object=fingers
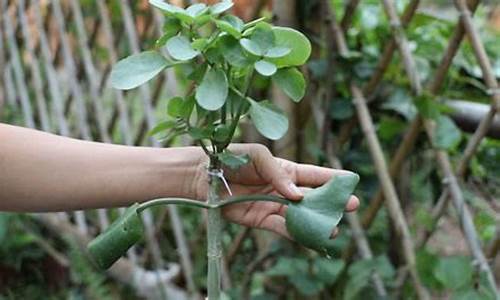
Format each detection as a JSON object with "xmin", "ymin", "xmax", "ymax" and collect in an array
[
  {"xmin": 251, "ymin": 145, "xmax": 303, "ymax": 201},
  {"xmin": 258, "ymin": 214, "xmax": 292, "ymax": 240},
  {"xmin": 346, "ymin": 196, "xmax": 360, "ymax": 212},
  {"xmin": 331, "ymin": 227, "xmax": 340, "ymax": 239},
  {"xmin": 278, "ymin": 158, "xmax": 355, "ymax": 188}
]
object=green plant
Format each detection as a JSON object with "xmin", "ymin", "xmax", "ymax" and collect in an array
[{"xmin": 87, "ymin": 1, "xmax": 359, "ymax": 299}]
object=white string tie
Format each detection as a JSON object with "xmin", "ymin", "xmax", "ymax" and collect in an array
[{"xmin": 207, "ymin": 169, "xmax": 233, "ymax": 196}]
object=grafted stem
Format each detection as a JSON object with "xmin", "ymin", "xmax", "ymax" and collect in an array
[{"xmin": 207, "ymin": 170, "xmax": 223, "ymax": 300}]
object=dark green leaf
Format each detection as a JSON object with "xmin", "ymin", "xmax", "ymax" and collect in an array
[
  {"xmin": 289, "ymin": 275, "xmax": 324, "ymax": 296},
  {"xmin": 156, "ymin": 18, "xmax": 182, "ymax": 47},
  {"xmin": 87, "ymin": 204, "xmax": 143, "ymax": 269},
  {"xmin": 286, "ymin": 173, "xmax": 359, "ymax": 255},
  {"xmin": 415, "ymin": 94, "xmax": 440, "ymax": 119},
  {"xmin": 269, "ymin": 26, "xmax": 312, "ymax": 67},
  {"xmin": 434, "ymin": 256, "xmax": 473, "ymax": 290},
  {"xmin": 266, "ymin": 257, "xmax": 309, "ymax": 276},
  {"xmin": 378, "ymin": 117, "xmax": 405, "ymax": 140},
  {"xmin": 433, "ymin": 115, "xmax": 462, "ymax": 150},
  {"xmin": 330, "ymin": 99, "xmax": 354, "ymax": 120},
  {"xmin": 210, "ymin": 0, "xmax": 234, "ymax": 15},
  {"xmin": 249, "ymin": 100, "xmax": 289, "ymax": 140},
  {"xmin": 191, "ymin": 38, "xmax": 209, "ymax": 51},
  {"xmin": 167, "ymin": 96, "xmax": 193, "ymax": 119},
  {"xmin": 313, "ymin": 258, "xmax": 345, "ymax": 285},
  {"xmin": 272, "ymin": 67, "xmax": 306, "ymax": 102},
  {"xmin": 219, "ymin": 35, "xmax": 252, "ymax": 68},
  {"xmin": 382, "ymin": 89, "xmax": 417, "ymax": 120},
  {"xmin": 213, "ymin": 124, "xmax": 231, "ymax": 143},
  {"xmin": 196, "ymin": 68, "xmax": 229, "ymax": 110},
  {"xmin": 215, "ymin": 20, "xmax": 242, "ymax": 39},
  {"xmin": 188, "ymin": 127, "xmax": 212, "ymax": 140},
  {"xmin": 111, "ymin": 51, "xmax": 168, "ymax": 90},
  {"xmin": 188, "ymin": 63, "xmax": 209, "ymax": 82},
  {"xmin": 166, "ymin": 36, "xmax": 200, "ymax": 61},
  {"xmin": 255, "ymin": 60, "xmax": 277, "ymax": 76},
  {"xmin": 204, "ymin": 46, "xmax": 224, "ymax": 65},
  {"xmin": 227, "ymin": 90, "xmax": 250, "ymax": 115},
  {"xmin": 344, "ymin": 255, "xmax": 394, "ymax": 300},
  {"xmin": 218, "ymin": 151, "xmax": 250, "ymax": 169}
]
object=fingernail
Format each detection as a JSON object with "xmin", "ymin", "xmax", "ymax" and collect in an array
[{"xmin": 289, "ymin": 183, "xmax": 303, "ymax": 198}]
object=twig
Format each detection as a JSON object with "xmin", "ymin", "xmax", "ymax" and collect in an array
[
  {"xmin": 351, "ymin": 84, "xmax": 429, "ymax": 300},
  {"xmin": 226, "ymin": 227, "xmax": 251, "ymax": 265},
  {"xmin": 340, "ymin": 0, "xmax": 360, "ymax": 32}
]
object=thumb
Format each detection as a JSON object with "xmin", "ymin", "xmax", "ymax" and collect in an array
[{"xmin": 252, "ymin": 145, "xmax": 303, "ymax": 201}]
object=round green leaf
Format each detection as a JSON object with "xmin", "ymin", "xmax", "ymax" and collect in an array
[
  {"xmin": 166, "ymin": 36, "xmax": 200, "ymax": 61},
  {"xmin": 149, "ymin": 0, "xmax": 184, "ymax": 14},
  {"xmin": 272, "ymin": 67, "xmax": 306, "ymax": 102},
  {"xmin": 219, "ymin": 35, "xmax": 252, "ymax": 68},
  {"xmin": 186, "ymin": 3, "xmax": 207, "ymax": 17},
  {"xmin": 210, "ymin": 0, "xmax": 234, "ymax": 15},
  {"xmin": 240, "ymin": 38, "xmax": 263, "ymax": 56},
  {"xmin": 286, "ymin": 173, "xmax": 360, "ymax": 256},
  {"xmin": 269, "ymin": 26, "xmax": 312, "ymax": 67},
  {"xmin": 110, "ymin": 51, "xmax": 168, "ymax": 90},
  {"xmin": 255, "ymin": 60, "xmax": 277, "ymax": 76},
  {"xmin": 195, "ymin": 68, "xmax": 229, "ymax": 111},
  {"xmin": 222, "ymin": 15, "xmax": 244, "ymax": 32},
  {"xmin": 251, "ymin": 23, "xmax": 274, "ymax": 53},
  {"xmin": 249, "ymin": 100, "xmax": 288, "ymax": 140},
  {"xmin": 265, "ymin": 46, "xmax": 292, "ymax": 58},
  {"xmin": 167, "ymin": 97, "xmax": 184, "ymax": 117}
]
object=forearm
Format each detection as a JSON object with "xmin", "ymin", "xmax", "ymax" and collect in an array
[{"xmin": 0, "ymin": 124, "xmax": 204, "ymax": 212}]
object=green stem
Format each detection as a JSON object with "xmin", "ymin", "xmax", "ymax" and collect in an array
[
  {"xmin": 136, "ymin": 195, "xmax": 289, "ymax": 212},
  {"xmin": 207, "ymin": 168, "xmax": 222, "ymax": 300}
]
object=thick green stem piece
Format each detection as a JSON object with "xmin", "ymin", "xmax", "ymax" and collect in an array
[{"xmin": 207, "ymin": 170, "xmax": 222, "ymax": 300}]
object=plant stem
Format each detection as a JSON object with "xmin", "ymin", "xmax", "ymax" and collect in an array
[
  {"xmin": 137, "ymin": 195, "xmax": 289, "ymax": 212},
  {"xmin": 207, "ymin": 166, "xmax": 222, "ymax": 300}
]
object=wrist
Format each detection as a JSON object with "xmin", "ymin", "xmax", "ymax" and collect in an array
[{"xmin": 153, "ymin": 146, "xmax": 207, "ymax": 200}]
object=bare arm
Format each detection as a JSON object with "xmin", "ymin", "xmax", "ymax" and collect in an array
[
  {"xmin": 0, "ymin": 123, "xmax": 359, "ymax": 236},
  {"xmin": 0, "ymin": 123, "xmax": 202, "ymax": 212}
]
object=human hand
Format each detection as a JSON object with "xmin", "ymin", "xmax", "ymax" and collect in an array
[{"xmin": 190, "ymin": 144, "xmax": 359, "ymax": 239}]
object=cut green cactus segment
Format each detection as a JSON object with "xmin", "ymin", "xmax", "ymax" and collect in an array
[
  {"xmin": 87, "ymin": 203, "xmax": 143, "ymax": 269},
  {"xmin": 286, "ymin": 173, "xmax": 359, "ymax": 256}
]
